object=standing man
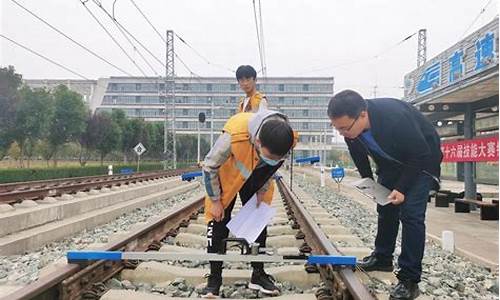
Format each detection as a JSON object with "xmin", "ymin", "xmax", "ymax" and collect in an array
[
  {"xmin": 327, "ymin": 90, "xmax": 442, "ymax": 300},
  {"xmin": 235, "ymin": 65, "xmax": 268, "ymax": 113},
  {"xmin": 200, "ymin": 107, "xmax": 297, "ymax": 298}
]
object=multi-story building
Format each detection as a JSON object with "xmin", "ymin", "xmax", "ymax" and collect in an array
[
  {"xmin": 24, "ymin": 79, "xmax": 97, "ymax": 104},
  {"xmin": 26, "ymin": 76, "xmax": 343, "ymax": 155}
]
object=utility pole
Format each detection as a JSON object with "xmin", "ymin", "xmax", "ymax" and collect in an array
[
  {"xmin": 417, "ymin": 29, "xmax": 427, "ymax": 68},
  {"xmin": 164, "ymin": 30, "xmax": 176, "ymax": 169},
  {"xmin": 160, "ymin": 75, "xmax": 168, "ymax": 170}
]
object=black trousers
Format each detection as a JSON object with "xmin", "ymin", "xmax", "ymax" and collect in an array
[{"xmin": 206, "ymin": 162, "xmax": 281, "ymax": 276}]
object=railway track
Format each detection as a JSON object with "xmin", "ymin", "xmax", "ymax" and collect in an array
[
  {"xmin": 2, "ymin": 172, "xmax": 384, "ymax": 300},
  {"xmin": 0, "ymin": 168, "xmax": 197, "ymax": 205}
]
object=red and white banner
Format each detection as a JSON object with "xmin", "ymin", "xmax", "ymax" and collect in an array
[{"xmin": 441, "ymin": 135, "xmax": 499, "ymax": 163}]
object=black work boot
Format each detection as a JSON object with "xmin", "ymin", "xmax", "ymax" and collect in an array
[
  {"xmin": 249, "ymin": 269, "xmax": 281, "ymax": 296},
  {"xmin": 357, "ymin": 253, "xmax": 393, "ymax": 272},
  {"xmin": 390, "ymin": 279, "xmax": 420, "ymax": 300},
  {"xmin": 200, "ymin": 273, "xmax": 222, "ymax": 299}
]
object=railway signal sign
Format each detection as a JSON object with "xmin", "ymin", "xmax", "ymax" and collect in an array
[
  {"xmin": 134, "ymin": 143, "xmax": 146, "ymax": 156},
  {"xmin": 133, "ymin": 143, "xmax": 146, "ymax": 172}
]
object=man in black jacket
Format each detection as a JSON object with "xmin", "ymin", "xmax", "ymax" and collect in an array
[{"xmin": 327, "ymin": 90, "xmax": 442, "ymax": 300}]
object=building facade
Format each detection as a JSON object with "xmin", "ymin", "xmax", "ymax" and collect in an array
[
  {"xmin": 26, "ymin": 76, "xmax": 343, "ymax": 154},
  {"xmin": 25, "ymin": 79, "xmax": 97, "ymax": 104}
]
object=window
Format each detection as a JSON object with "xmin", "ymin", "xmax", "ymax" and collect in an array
[
  {"xmin": 207, "ymin": 84, "xmax": 213, "ymax": 91},
  {"xmin": 183, "ymin": 83, "xmax": 189, "ymax": 91},
  {"xmin": 135, "ymin": 109, "xmax": 141, "ymax": 116},
  {"xmin": 159, "ymin": 83, "xmax": 165, "ymax": 90},
  {"xmin": 183, "ymin": 109, "xmax": 188, "ymax": 116},
  {"xmin": 279, "ymin": 84, "xmax": 284, "ymax": 92},
  {"xmin": 182, "ymin": 121, "xmax": 188, "ymax": 129},
  {"xmin": 256, "ymin": 84, "xmax": 261, "ymax": 91},
  {"xmin": 136, "ymin": 96, "xmax": 141, "ymax": 103},
  {"xmin": 303, "ymin": 110, "xmax": 309, "ymax": 117},
  {"xmin": 303, "ymin": 84, "xmax": 309, "ymax": 91},
  {"xmin": 110, "ymin": 83, "xmax": 117, "ymax": 90},
  {"xmin": 112, "ymin": 96, "xmax": 117, "ymax": 104},
  {"xmin": 231, "ymin": 84, "xmax": 237, "ymax": 91},
  {"xmin": 302, "ymin": 123, "xmax": 309, "ymax": 129},
  {"xmin": 136, "ymin": 83, "xmax": 141, "ymax": 90}
]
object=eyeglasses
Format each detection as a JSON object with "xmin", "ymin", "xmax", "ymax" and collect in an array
[{"xmin": 336, "ymin": 113, "xmax": 360, "ymax": 133}]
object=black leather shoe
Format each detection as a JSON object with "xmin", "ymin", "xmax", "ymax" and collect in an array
[
  {"xmin": 357, "ymin": 253, "xmax": 393, "ymax": 272},
  {"xmin": 390, "ymin": 279, "xmax": 420, "ymax": 300}
]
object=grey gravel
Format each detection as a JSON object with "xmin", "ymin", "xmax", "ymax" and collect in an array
[
  {"xmin": 0, "ymin": 187, "xmax": 201, "ymax": 285},
  {"xmin": 295, "ymin": 174, "xmax": 499, "ymax": 300}
]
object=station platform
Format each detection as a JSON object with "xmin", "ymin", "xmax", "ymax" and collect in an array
[{"xmin": 295, "ymin": 166, "xmax": 499, "ymax": 271}]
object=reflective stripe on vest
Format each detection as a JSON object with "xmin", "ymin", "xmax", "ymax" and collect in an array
[{"xmin": 235, "ymin": 160, "xmax": 251, "ymax": 179}]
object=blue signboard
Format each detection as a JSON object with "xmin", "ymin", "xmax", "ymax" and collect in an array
[
  {"xmin": 448, "ymin": 50, "xmax": 464, "ymax": 83},
  {"xmin": 404, "ymin": 18, "xmax": 498, "ymax": 101},
  {"xmin": 331, "ymin": 167, "xmax": 345, "ymax": 179},
  {"xmin": 416, "ymin": 62, "xmax": 441, "ymax": 94},
  {"xmin": 331, "ymin": 167, "xmax": 345, "ymax": 184},
  {"xmin": 475, "ymin": 32, "xmax": 496, "ymax": 70}
]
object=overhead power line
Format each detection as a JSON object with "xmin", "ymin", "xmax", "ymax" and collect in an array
[
  {"xmin": 9, "ymin": 0, "xmax": 133, "ymax": 76},
  {"xmin": 90, "ymin": 0, "xmax": 166, "ymax": 69},
  {"xmin": 252, "ymin": 0, "xmax": 266, "ymax": 77},
  {"xmin": 258, "ymin": 0, "xmax": 267, "ymax": 77},
  {"xmin": 174, "ymin": 33, "xmax": 236, "ymax": 74},
  {"xmin": 460, "ymin": 0, "xmax": 494, "ymax": 38},
  {"xmin": 294, "ymin": 31, "xmax": 418, "ymax": 75},
  {"xmin": 79, "ymin": 0, "xmax": 148, "ymax": 77},
  {"xmin": 1, "ymin": 33, "xmax": 90, "ymax": 80},
  {"xmin": 126, "ymin": 0, "xmax": 204, "ymax": 78},
  {"xmin": 88, "ymin": 0, "xmax": 159, "ymax": 75},
  {"xmin": 129, "ymin": 0, "xmax": 165, "ymax": 43}
]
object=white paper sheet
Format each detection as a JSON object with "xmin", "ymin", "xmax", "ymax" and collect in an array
[{"xmin": 226, "ymin": 195, "xmax": 276, "ymax": 243}]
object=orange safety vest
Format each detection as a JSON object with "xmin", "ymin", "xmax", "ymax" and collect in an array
[
  {"xmin": 238, "ymin": 91, "xmax": 267, "ymax": 113},
  {"xmin": 204, "ymin": 112, "xmax": 297, "ymax": 223}
]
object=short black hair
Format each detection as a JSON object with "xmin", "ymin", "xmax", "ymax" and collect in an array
[
  {"xmin": 236, "ymin": 65, "xmax": 257, "ymax": 81},
  {"xmin": 327, "ymin": 89, "xmax": 367, "ymax": 119},
  {"xmin": 259, "ymin": 120, "xmax": 293, "ymax": 156}
]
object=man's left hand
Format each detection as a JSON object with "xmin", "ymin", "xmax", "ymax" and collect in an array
[{"xmin": 388, "ymin": 189, "xmax": 405, "ymax": 205}]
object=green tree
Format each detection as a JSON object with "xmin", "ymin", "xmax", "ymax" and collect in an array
[
  {"xmin": 175, "ymin": 134, "xmax": 210, "ymax": 162},
  {"xmin": 78, "ymin": 111, "xmax": 97, "ymax": 166},
  {"xmin": 47, "ymin": 85, "xmax": 86, "ymax": 166},
  {"xmin": 111, "ymin": 109, "xmax": 128, "ymax": 162},
  {"xmin": 11, "ymin": 86, "xmax": 54, "ymax": 167},
  {"xmin": 0, "ymin": 66, "xmax": 23, "ymax": 159},
  {"xmin": 145, "ymin": 122, "xmax": 165, "ymax": 159},
  {"xmin": 93, "ymin": 112, "xmax": 121, "ymax": 165},
  {"xmin": 122, "ymin": 118, "xmax": 149, "ymax": 162}
]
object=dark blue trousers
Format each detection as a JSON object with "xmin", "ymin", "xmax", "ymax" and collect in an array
[{"xmin": 374, "ymin": 174, "xmax": 432, "ymax": 282}]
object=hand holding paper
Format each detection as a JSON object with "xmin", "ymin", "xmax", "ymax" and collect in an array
[{"xmin": 227, "ymin": 194, "xmax": 276, "ymax": 243}]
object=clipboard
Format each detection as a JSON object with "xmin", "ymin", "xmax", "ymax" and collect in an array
[{"xmin": 351, "ymin": 178, "xmax": 392, "ymax": 206}]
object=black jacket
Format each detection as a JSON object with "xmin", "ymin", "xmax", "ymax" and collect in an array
[{"xmin": 346, "ymin": 98, "xmax": 442, "ymax": 193}]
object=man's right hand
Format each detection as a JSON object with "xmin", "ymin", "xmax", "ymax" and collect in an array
[{"xmin": 210, "ymin": 200, "xmax": 224, "ymax": 222}]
